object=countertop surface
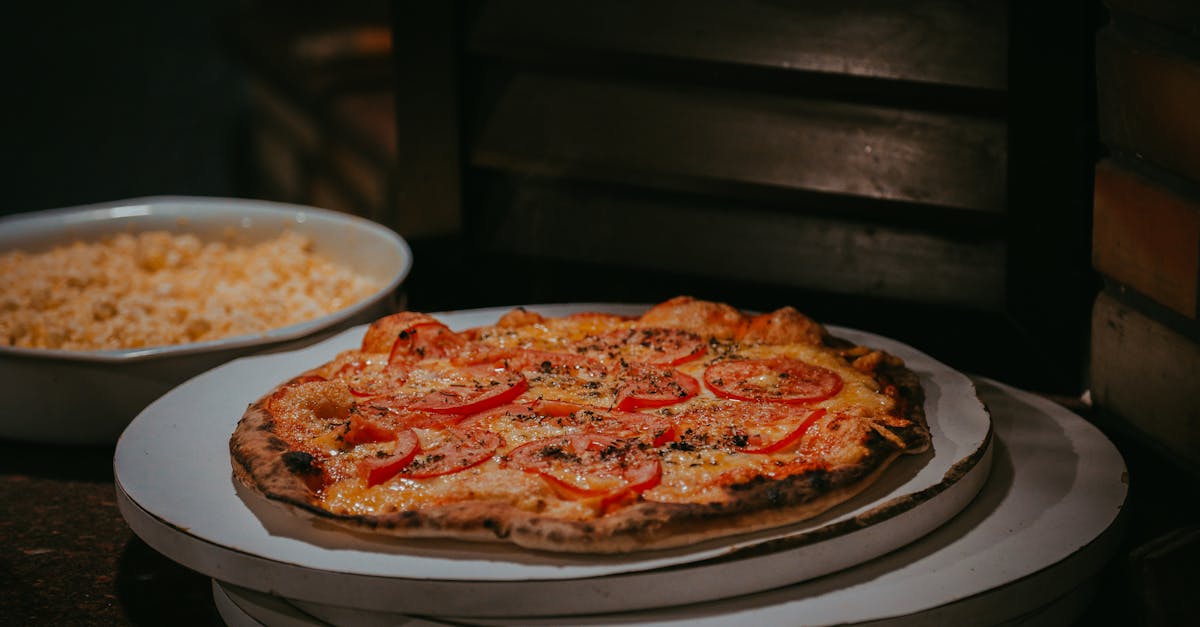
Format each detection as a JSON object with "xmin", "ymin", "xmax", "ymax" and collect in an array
[{"xmin": 1, "ymin": 441, "xmax": 220, "ymax": 626}]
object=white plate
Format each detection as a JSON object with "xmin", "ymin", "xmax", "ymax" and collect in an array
[
  {"xmin": 115, "ymin": 304, "xmax": 992, "ymax": 616},
  {"xmin": 0, "ymin": 196, "xmax": 411, "ymax": 443}
]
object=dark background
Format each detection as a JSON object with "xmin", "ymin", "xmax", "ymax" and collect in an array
[
  {"xmin": 2, "ymin": 2, "xmax": 1196, "ymax": 625},
  {"xmin": 3, "ymin": 1, "xmax": 245, "ymax": 215}
]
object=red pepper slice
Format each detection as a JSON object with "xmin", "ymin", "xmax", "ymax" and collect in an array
[
  {"xmin": 740, "ymin": 408, "xmax": 827, "ymax": 454},
  {"xmin": 614, "ymin": 364, "xmax": 699, "ymax": 411},
  {"xmin": 401, "ymin": 430, "xmax": 504, "ymax": 479},
  {"xmin": 409, "ymin": 368, "xmax": 529, "ymax": 415},
  {"xmin": 351, "ymin": 398, "xmax": 466, "ymax": 433},
  {"xmin": 532, "ymin": 400, "xmax": 676, "ymax": 446},
  {"xmin": 342, "ymin": 413, "xmax": 398, "ymax": 446},
  {"xmin": 504, "ymin": 434, "xmax": 662, "ymax": 511},
  {"xmin": 360, "ymin": 429, "xmax": 421, "ymax": 487}
]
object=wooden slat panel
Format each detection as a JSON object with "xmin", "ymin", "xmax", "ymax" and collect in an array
[
  {"xmin": 1096, "ymin": 24, "xmax": 1200, "ymax": 183},
  {"xmin": 1093, "ymin": 159, "xmax": 1200, "ymax": 319},
  {"xmin": 469, "ymin": 0, "xmax": 1006, "ymax": 92},
  {"xmin": 473, "ymin": 74, "xmax": 1006, "ymax": 214},
  {"xmin": 1091, "ymin": 291, "xmax": 1200, "ymax": 477},
  {"xmin": 482, "ymin": 181, "xmax": 1005, "ymax": 309}
]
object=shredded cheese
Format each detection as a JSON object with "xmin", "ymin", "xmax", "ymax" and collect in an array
[{"xmin": 0, "ymin": 230, "xmax": 380, "ymax": 351}]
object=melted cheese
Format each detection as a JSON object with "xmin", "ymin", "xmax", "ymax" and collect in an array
[{"xmin": 269, "ymin": 306, "xmax": 907, "ymax": 519}]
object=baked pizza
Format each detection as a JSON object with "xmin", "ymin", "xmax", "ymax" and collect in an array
[{"xmin": 230, "ymin": 296, "xmax": 930, "ymax": 553}]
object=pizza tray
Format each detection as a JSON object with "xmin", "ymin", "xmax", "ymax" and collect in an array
[
  {"xmin": 114, "ymin": 304, "xmax": 993, "ymax": 618},
  {"xmin": 207, "ymin": 378, "xmax": 1128, "ymax": 627}
]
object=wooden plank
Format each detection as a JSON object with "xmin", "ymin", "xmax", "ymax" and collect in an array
[
  {"xmin": 480, "ymin": 181, "xmax": 1006, "ymax": 309},
  {"xmin": 472, "ymin": 74, "xmax": 1006, "ymax": 214},
  {"xmin": 1093, "ymin": 159, "xmax": 1200, "ymax": 319},
  {"xmin": 1096, "ymin": 24, "xmax": 1200, "ymax": 183},
  {"xmin": 1091, "ymin": 291, "xmax": 1200, "ymax": 478},
  {"xmin": 469, "ymin": 0, "xmax": 1006, "ymax": 92}
]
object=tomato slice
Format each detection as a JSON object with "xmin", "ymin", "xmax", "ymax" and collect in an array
[
  {"xmin": 614, "ymin": 364, "xmax": 700, "ymax": 411},
  {"xmin": 704, "ymin": 358, "xmax": 843, "ymax": 404},
  {"xmin": 740, "ymin": 408, "xmax": 827, "ymax": 454},
  {"xmin": 388, "ymin": 321, "xmax": 467, "ymax": 364},
  {"xmin": 401, "ymin": 430, "xmax": 504, "ymax": 479},
  {"xmin": 504, "ymin": 434, "xmax": 662, "ymax": 510},
  {"xmin": 360, "ymin": 429, "xmax": 421, "ymax": 487},
  {"xmin": 409, "ymin": 367, "xmax": 529, "ymax": 415},
  {"xmin": 532, "ymin": 400, "xmax": 677, "ymax": 446}
]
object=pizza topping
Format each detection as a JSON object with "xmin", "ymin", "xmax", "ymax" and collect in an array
[
  {"xmin": 402, "ymin": 429, "xmax": 504, "ymax": 478},
  {"xmin": 576, "ymin": 327, "xmax": 706, "ymax": 366},
  {"xmin": 502, "ymin": 349, "xmax": 608, "ymax": 378},
  {"xmin": 360, "ymin": 429, "xmax": 421, "ymax": 487},
  {"xmin": 614, "ymin": 363, "xmax": 700, "ymax": 411},
  {"xmin": 352, "ymin": 397, "xmax": 466, "ymax": 430},
  {"xmin": 740, "ymin": 408, "xmax": 827, "ymax": 454},
  {"xmin": 342, "ymin": 412, "xmax": 398, "ymax": 445},
  {"xmin": 408, "ymin": 367, "xmax": 530, "ymax": 415},
  {"xmin": 335, "ymin": 360, "xmax": 409, "ymax": 397},
  {"xmin": 532, "ymin": 400, "xmax": 677, "ymax": 446},
  {"xmin": 504, "ymin": 434, "xmax": 662, "ymax": 511},
  {"xmin": 704, "ymin": 357, "xmax": 843, "ymax": 404}
]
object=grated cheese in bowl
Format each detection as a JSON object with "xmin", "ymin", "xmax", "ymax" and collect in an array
[
  {"xmin": 0, "ymin": 230, "xmax": 382, "ymax": 351},
  {"xmin": 0, "ymin": 197, "xmax": 411, "ymax": 444}
]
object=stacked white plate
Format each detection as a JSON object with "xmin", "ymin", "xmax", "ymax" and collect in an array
[{"xmin": 114, "ymin": 305, "xmax": 1127, "ymax": 626}]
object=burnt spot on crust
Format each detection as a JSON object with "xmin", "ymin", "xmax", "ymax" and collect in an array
[
  {"xmin": 482, "ymin": 517, "xmax": 511, "ymax": 538},
  {"xmin": 265, "ymin": 436, "xmax": 290, "ymax": 452},
  {"xmin": 281, "ymin": 450, "xmax": 320, "ymax": 476},
  {"xmin": 765, "ymin": 485, "xmax": 785, "ymax": 507}
]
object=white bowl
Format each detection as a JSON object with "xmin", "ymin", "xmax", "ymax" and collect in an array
[{"xmin": 0, "ymin": 196, "xmax": 412, "ymax": 444}]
